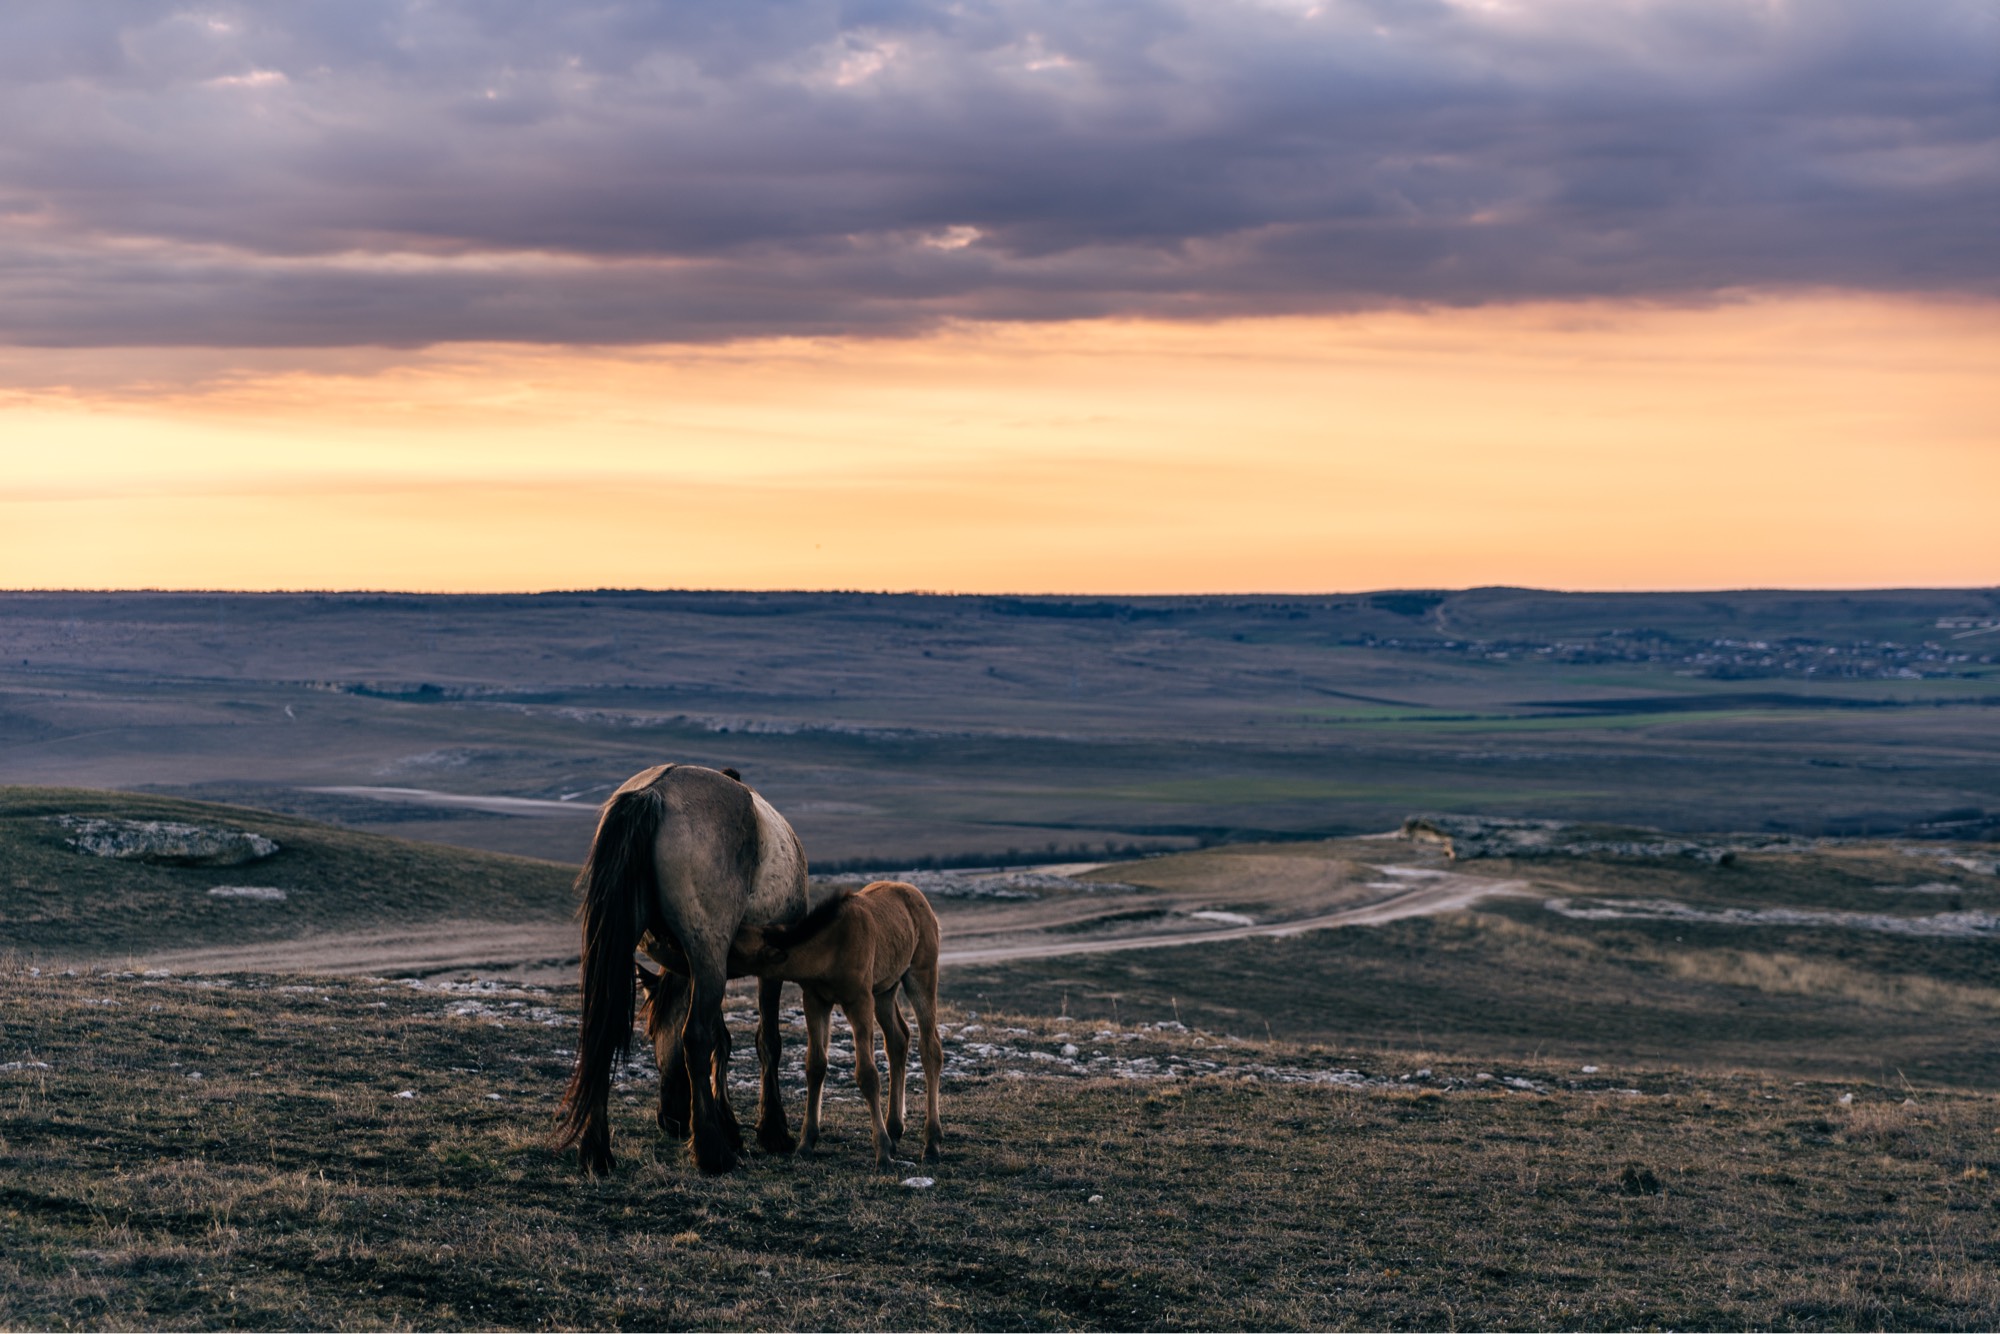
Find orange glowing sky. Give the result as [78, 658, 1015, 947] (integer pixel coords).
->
[5, 4, 1996, 595]
[2, 293, 1994, 594]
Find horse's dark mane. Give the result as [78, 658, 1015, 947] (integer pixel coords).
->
[761, 889, 853, 952]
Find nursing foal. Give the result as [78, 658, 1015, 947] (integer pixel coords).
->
[733, 879, 944, 1168]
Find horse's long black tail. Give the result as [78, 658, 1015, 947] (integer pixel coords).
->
[554, 782, 666, 1161]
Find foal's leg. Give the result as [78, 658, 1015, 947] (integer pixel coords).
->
[904, 967, 946, 1163]
[843, 986, 893, 1170]
[800, 991, 832, 1155]
[874, 987, 911, 1147]
[755, 975, 797, 1154]
[648, 969, 694, 1139]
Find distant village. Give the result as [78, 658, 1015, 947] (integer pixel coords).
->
[1350, 623, 1998, 681]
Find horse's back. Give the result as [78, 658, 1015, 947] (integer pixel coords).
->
[858, 880, 940, 972]
[646, 766, 808, 955]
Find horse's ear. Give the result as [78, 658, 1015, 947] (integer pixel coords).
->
[759, 945, 787, 966]
[722, 767, 741, 781]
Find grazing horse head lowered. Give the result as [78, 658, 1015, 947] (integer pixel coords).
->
[553, 763, 807, 1175]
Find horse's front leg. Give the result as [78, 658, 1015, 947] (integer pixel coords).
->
[647, 969, 694, 1139]
[755, 975, 797, 1153]
[844, 988, 893, 1171]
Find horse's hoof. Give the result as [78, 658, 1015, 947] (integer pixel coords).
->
[696, 1128, 744, 1176]
[923, 1142, 942, 1164]
[757, 1122, 798, 1155]
[580, 1147, 616, 1177]
[886, 1120, 905, 1144]
[658, 1112, 688, 1138]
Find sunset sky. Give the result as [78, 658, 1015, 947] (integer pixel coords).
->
[2, 1, 1995, 593]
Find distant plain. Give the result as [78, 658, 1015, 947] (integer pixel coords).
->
[1, 587, 1995, 867]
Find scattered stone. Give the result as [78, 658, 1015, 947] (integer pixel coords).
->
[208, 886, 288, 902]
[52, 816, 279, 866]
[395, 1089, 417, 1099]
[1545, 897, 2000, 940]
[901, 1176, 935, 1189]
[821, 867, 1140, 900]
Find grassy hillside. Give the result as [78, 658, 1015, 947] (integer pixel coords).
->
[3, 964, 1996, 1330]
[0, 787, 575, 959]
[960, 840, 2000, 1089]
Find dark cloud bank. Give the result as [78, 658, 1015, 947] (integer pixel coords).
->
[1, 1, 1994, 347]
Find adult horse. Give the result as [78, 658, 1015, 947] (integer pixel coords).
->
[554, 764, 807, 1175]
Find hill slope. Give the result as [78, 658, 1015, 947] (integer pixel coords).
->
[0, 787, 574, 960]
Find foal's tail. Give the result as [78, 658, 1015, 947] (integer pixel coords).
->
[554, 782, 666, 1161]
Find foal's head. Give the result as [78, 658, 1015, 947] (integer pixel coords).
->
[731, 889, 854, 972]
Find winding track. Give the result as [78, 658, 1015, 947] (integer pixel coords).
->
[108, 869, 1524, 980]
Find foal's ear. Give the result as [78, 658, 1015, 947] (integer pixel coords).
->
[758, 945, 787, 966]
[722, 767, 742, 781]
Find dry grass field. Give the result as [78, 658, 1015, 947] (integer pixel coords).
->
[3, 965, 1997, 1331]
[4, 787, 1999, 1328]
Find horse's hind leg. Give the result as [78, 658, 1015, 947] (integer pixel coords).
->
[800, 991, 832, 1155]
[844, 987, 893, 1171]
[875, 988, 911, 1147]
[904, 967, 945, 1163]
[681, 958, 740, 1174]
[648, 970, 694, 1139]
[710, 1012, 745, 1154]
[756, 975, 796, 1154]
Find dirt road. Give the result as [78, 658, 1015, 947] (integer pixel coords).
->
[112, 866, 1524, 982]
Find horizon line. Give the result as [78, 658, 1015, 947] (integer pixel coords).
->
[1, 583, 1995, 600]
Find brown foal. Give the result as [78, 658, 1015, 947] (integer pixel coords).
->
[732, 880, 944, 1168]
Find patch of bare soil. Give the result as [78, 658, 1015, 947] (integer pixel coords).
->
[109, 850, 1528, 982]
[119, 922, 581, 985]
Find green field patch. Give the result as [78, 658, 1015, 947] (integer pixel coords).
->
[1058, 776, 1584, 807]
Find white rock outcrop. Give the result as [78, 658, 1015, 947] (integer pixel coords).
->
[52, 816, 280, 866]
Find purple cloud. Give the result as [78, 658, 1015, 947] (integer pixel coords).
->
[0, 0, 1993, 347]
